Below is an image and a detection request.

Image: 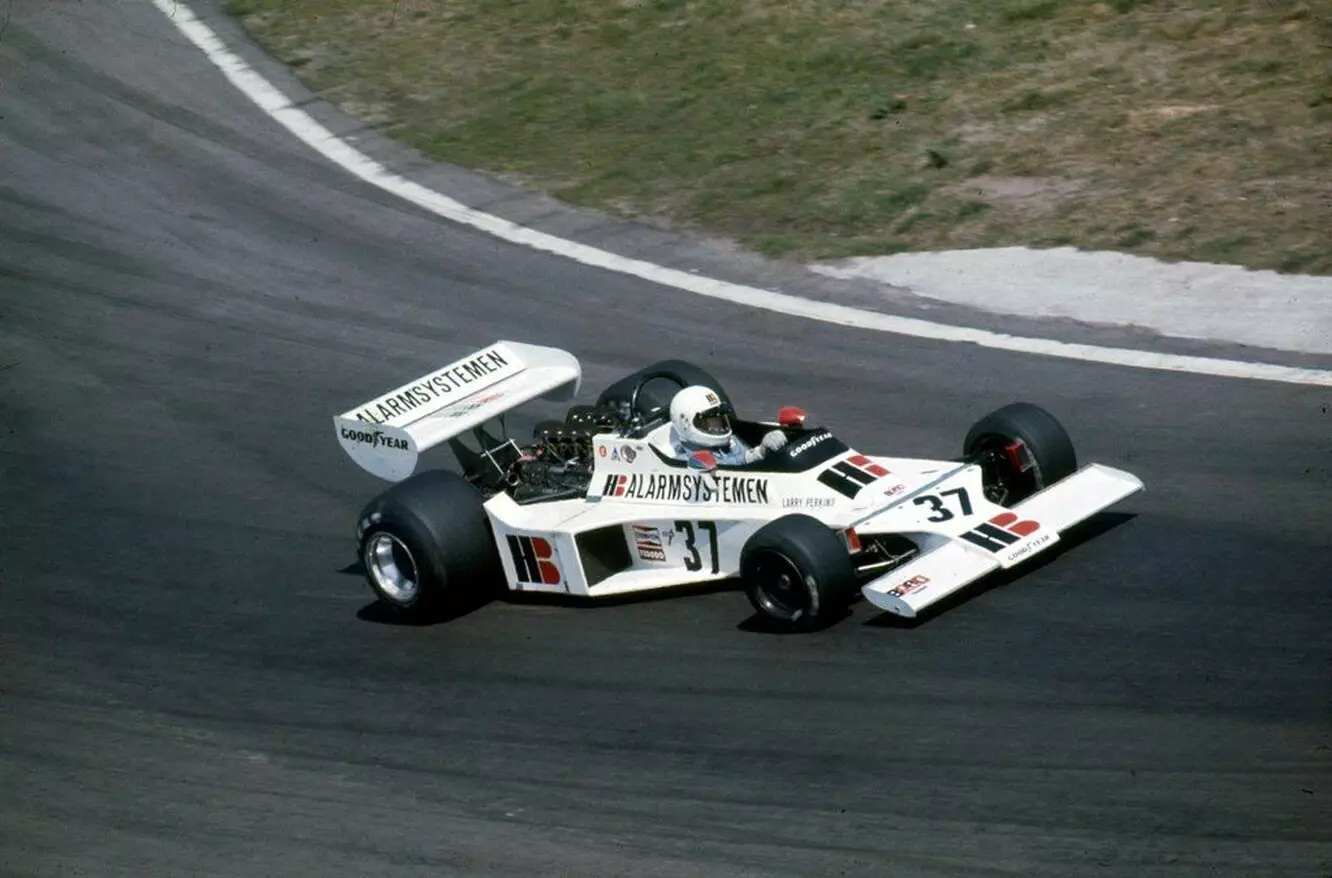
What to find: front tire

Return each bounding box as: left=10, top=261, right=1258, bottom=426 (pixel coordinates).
left=964, top=402, right=1077, bottom=506
left=741, top=515, right=857, bottom=631
left=356, top=470, right=502, bottom=619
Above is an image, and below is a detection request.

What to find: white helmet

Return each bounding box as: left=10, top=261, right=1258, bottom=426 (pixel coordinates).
left=670, top=385, right=732, bottom=449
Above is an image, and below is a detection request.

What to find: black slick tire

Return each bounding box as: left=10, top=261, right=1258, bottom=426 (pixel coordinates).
left=963, top=402, right=1077, bottom=505
left=741, top=514, right=857, bottom=631
left=355, top=470, right=502, bottom=620
left=596, top=360, right=730, bottom=419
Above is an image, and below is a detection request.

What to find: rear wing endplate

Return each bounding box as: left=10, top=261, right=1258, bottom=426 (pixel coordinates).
left=333, top=340, right=581, bottom=481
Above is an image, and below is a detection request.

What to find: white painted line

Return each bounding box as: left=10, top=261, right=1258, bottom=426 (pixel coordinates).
left=152, top=0, right=1332, bottom=389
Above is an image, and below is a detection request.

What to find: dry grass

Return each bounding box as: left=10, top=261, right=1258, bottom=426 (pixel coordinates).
left=227, top=0, right=1332, bottom=273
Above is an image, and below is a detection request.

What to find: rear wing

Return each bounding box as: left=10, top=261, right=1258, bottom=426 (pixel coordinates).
left=333, top=340, right=581, bottom=481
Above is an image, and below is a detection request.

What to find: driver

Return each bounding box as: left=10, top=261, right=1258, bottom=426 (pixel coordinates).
left=668, top=385, right=788, bottom=466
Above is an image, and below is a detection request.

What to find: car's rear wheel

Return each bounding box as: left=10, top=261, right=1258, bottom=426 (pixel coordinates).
left=356, top=470, right=502, bottom=620
left=963, top=402, right=1077, bottom=507
left=596, top=360, right=731, bottom=421
left=741, top=514, right=857, bottom=631
left=363, top=530, right=422, bottom=605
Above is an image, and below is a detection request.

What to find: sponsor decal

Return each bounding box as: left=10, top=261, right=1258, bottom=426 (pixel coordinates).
left=598, top=445, right=608, bottom=458
left=631, top=525, right=667, bottom=562
left=782, top=496, right=838, bottom=509
left=962, top=512, right=1041, bottom=549
left=817, top=454, right=890, bottom=499
left=959, top=512, right=1042, bottom=553
left=705, top=391, right=719, bottom=405
left=882, top=483, right=907, bottom=498
left=353, top=348, right=514, bottom=424
left=439, top=390, right=505, bottom=419
left=620, top=445, right=637, bottom=463
left=1000, top=531, right=1054, bottom=564
left=340, top=426, right=409, bottom=451
left=506, top=534, right=561, bottom=585
left=786, top=431, right=831, bottom=458
left=601, top=472, right=770, bottom=505
left=887, top=574, right=930, bottom=598
left=956, top=508, right=1055, bottom=564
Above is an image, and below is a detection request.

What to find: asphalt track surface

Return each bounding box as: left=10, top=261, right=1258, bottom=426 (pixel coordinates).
left=2, top=3, right=1330, bottom=876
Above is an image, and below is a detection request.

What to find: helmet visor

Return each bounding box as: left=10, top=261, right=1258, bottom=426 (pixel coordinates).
left=693, top=406, right=731, bottom=436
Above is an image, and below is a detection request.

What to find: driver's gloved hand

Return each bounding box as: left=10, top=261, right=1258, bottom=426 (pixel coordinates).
left=743, top=430, right=789, bottom=464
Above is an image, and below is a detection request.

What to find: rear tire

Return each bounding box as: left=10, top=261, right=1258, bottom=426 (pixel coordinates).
left=964, top=402, right=1077, bottom=506
left=355, top=470, right=502, bottom=620
left=596, top=360, right=731, bottom=420
left=741, top=515, right=856, bottom=631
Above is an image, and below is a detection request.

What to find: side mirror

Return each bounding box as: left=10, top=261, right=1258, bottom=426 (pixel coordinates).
left=777, top=405, right=807, bottom=428
left=688, top=450, right=718, bottom=472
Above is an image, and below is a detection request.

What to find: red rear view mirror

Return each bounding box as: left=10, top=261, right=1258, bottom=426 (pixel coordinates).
left=777, top=406, right=807, bottom=428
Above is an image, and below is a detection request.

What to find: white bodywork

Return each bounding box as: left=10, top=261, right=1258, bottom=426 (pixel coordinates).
left=336, top=342, right=1144, bottom=618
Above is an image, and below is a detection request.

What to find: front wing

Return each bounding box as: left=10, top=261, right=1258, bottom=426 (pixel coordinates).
left=860, top=464, right=1143, bottom=617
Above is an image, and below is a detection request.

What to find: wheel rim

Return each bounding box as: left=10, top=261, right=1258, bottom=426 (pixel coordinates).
left=749, top=550, right=813, bottom=622
left=365, top=532, right=420, bottom=605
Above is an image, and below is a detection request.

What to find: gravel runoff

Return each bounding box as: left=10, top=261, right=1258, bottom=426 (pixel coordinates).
left=812, top=247, right=1332, bottom=356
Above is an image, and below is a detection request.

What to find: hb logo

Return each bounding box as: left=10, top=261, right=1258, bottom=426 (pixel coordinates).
left=959, top=512, right=1040, bottom=552
left=506, top=534, right=561, bottom=584
left=818, top=455, right=890, bottom=499
left=603, top=474, right=628, bottom=496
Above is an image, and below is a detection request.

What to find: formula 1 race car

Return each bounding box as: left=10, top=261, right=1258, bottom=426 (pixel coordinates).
left=334, top=340, right=1143, bottom=630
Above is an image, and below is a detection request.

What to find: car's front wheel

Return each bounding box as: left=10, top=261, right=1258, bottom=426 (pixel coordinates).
left=963, top=402, right=1077, bottom=506
left=741, top=515, right=857, bottom=631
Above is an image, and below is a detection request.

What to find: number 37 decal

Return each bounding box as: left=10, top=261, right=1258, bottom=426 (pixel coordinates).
left=675, top=520, right=719, bottom=574
left=912, top=487, right=973, bottom=523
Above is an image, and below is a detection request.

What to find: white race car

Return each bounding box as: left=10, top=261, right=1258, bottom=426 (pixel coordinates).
left=335, top=340, right=1143, bottom=630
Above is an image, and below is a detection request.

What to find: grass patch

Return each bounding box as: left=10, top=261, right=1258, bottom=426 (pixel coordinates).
left=227, top=0, right=1332, bottom=273
left=1001, top=0, right=1064, bottom=23
left=1117, top=227, right=1156, bottom=248
left=1002, top=89, right=1072, bottom=112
